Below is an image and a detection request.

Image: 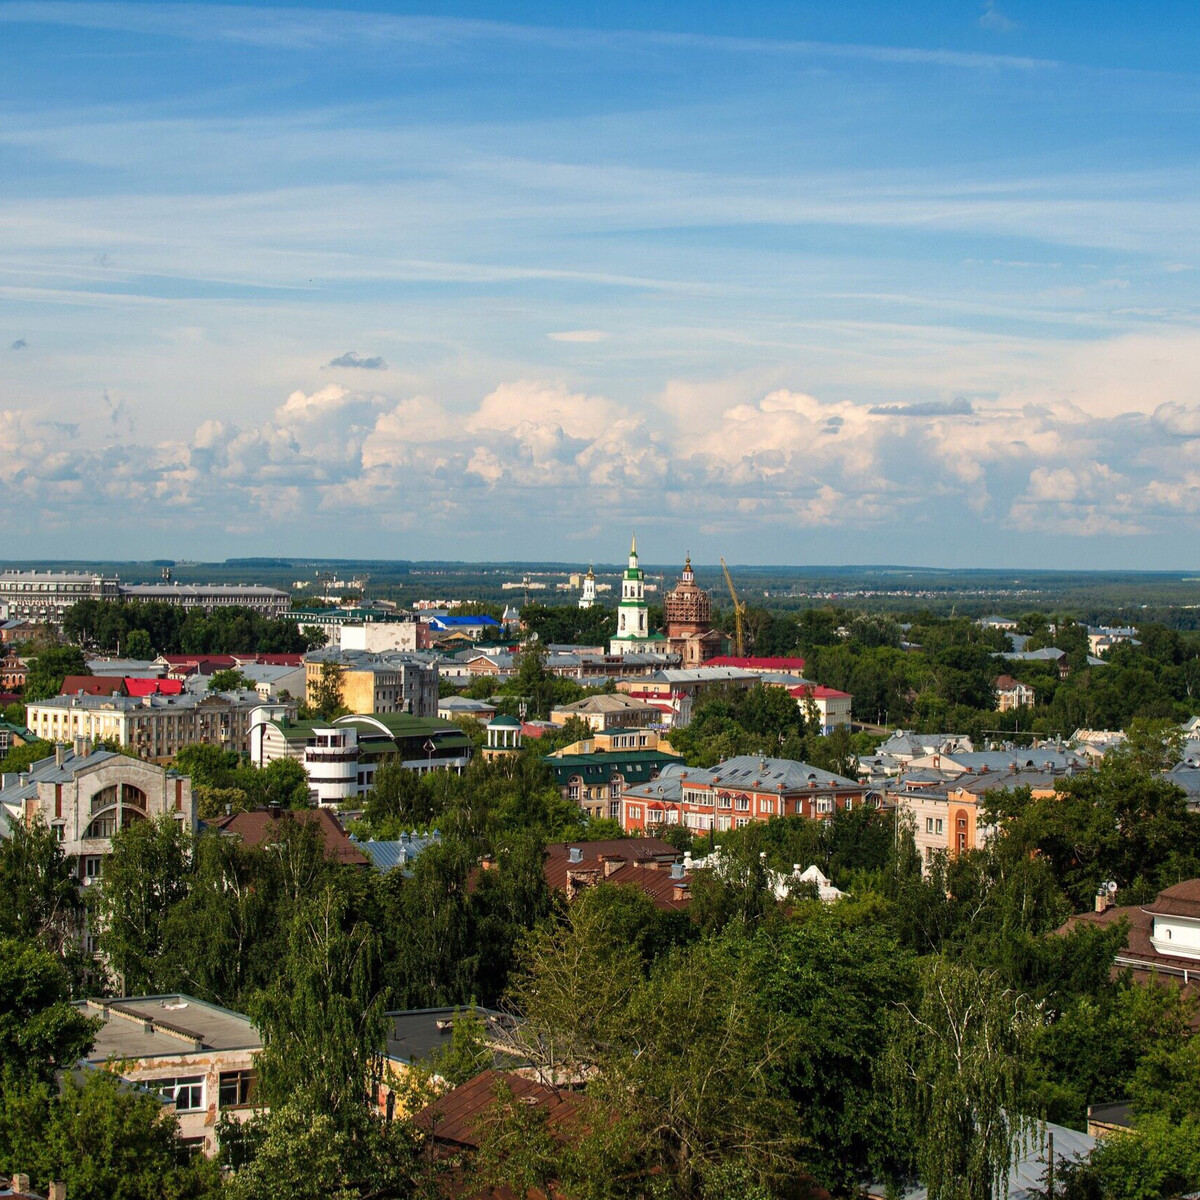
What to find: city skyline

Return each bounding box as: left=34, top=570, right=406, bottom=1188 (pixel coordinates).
left=3, top=1, right=1200, bottom=568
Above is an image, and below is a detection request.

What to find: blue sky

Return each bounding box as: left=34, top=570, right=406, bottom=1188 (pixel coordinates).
left=3, top=1, right=1200, bottom=568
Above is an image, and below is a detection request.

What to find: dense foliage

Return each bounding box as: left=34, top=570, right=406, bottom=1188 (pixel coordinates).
left=62, top=598, right=318, bottom=656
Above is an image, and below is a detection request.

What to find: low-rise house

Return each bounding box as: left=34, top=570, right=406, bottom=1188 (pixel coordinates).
left=536, top=838, right=691, bottom=909
left=436, top=695, right=497, bottom=723
left=621, top=755, right=868, bottom=835
left=1166, top=761, right=1200, bottom=810
left=210, top=805, right=369, bottom=866
left=0, top=742, right=196, bottom=887
left=0, top=720, right=34, bottom=757
left=1061, top=878, right=1200, bottom=1015
left=1087, top=625, right=1140, bottom=656
left=0, top=649, right=27, bottom=692
left=352, top=830, right=442, bottom=874
left=703, top=655, right=808, bottom=674
left=552, top=728, right=676, bottom=757
left=374, top=1007, right=523, bottom=1115
left=895, top=767, right=1063, bottom=868
left=75, top=994, right=263, bottom=1156
left=784, top=682, right=853, bottom=732
left=992, top=674, right=1035, bottom=711
left=617, top=666, right=760, bottom=728
left=549, top=693, right=661, bottom=733
left=543, top=746, right=683, bottom=821
left=875, top=731, right=975, bottom=764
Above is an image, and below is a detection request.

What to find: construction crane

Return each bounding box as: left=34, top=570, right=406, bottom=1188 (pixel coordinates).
left=720, top=557, right=747, bottom=657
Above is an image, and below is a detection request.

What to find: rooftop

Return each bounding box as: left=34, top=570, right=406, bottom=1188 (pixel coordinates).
left=210, top=807, right=369, bottom=866
left=685, top=754, right=861, bottom=792
left=76, top=995, right=260, bottom=1061
left=383, top=1006, right=520, bottom=1067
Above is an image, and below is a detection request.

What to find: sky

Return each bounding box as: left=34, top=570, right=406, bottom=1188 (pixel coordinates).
left=3, top=1, right=1200, bottom=569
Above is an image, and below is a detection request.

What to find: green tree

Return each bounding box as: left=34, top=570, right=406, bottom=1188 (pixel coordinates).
left=0, top=936, right=96, bottom=1084
left=2, top=1069, right=220, bottom=1200
left=312, top=660, right=346, bottom=720
left=884, top=957, right=1042, bottom=1200
left=208, top=668, right=251, bottom=692
left=249, top=882, right=387, bottom=1130
left=124, top=628, right=154, bottom=661
left=24, top=647, right=89, bottom=702
left=0, top=817, right=86, bottom=965
left=95, top=815, right=192, bottom=994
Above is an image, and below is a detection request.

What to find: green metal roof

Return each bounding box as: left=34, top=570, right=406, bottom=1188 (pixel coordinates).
left=544, top=749, right=681, bottom=787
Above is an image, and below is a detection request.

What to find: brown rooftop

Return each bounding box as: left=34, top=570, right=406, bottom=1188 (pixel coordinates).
left=211, top=807, right=369, bottom=866
left=417, top=1068, right=585, bottom=1151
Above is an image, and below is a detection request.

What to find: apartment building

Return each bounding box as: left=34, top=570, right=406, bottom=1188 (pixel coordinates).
left=0, top=571, right=121, bottom=624
left=304, top=650, right=438, bottom=718
left=26, top=691, right=279, bottom=759
left=620, top=755, right=868, bottom=835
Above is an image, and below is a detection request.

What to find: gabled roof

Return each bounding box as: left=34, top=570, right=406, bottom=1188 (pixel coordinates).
left=60, top=675, right=122, bottom=696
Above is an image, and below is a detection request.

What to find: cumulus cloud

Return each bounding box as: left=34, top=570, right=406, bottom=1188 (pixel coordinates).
left=870, top=397, right=974, bottom=417
left=547, top=330, right=609, bottom=343
left=5, top=350, right=1200, bottom=554
left=326, top=351, right=388, bottom=370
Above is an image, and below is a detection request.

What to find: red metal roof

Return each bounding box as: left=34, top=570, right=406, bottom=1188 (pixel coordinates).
left=124, top=677, right=183, bottom=697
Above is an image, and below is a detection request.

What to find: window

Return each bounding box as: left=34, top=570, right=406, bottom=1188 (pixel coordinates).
left=83, top=856, right=103, bottom=879
left=153, top=1076, right=204, bottom=1112
left=760, top=799, right=774, bottom=815
left=219, top=1070, right=257, bottom=1109
left=925, top=817, right=934, bottom=834
left=935, top=819, right=944, bottom=835
left=568, top=783, right=580, bottom=801
left=610, top=781, right=621, bottom=799
left=736, top=796, right=750, bottom=812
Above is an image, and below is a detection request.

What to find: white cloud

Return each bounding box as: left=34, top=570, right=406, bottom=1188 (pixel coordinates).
left=547, top=330, right=609, bottom=343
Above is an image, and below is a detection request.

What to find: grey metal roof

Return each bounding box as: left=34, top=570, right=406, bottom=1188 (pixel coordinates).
left=382, top=1006, right=521, bottom=1067
left=76, top=995, right=261, bottom=1060
left=686, top=755, right=859, bottom=791
left=890, top=1120, right=1094, bottom=1200
left=0, top=749, right=127, bottom=804
left=352, top=832, right=441, bottom=873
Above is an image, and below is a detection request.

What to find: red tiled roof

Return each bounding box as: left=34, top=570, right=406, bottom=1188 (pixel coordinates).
left=212, top=807, right=369, bottom=866
left=61, top=675, right=122, bottom=696
left=417, top=1069, right=586, bottom=1150
left=991, top=675, right=1024, bottom=691
left=705, top=656, right=806, bottom=671
left=543, top=838, right=679, bottom=890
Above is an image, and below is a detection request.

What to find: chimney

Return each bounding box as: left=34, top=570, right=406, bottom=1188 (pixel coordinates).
left=55, top=744, right=66, bottom=768
left=50, top=1183, right=67, bottom=1200
left=267, top=802, right=281, bottom=820
left=567, top=846, right=582, bottom=864
left=11, top=1176, right=30, bottom=1196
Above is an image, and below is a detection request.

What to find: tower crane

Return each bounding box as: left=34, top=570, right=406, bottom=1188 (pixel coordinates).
left=720, top=557, right=747, bottom=657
